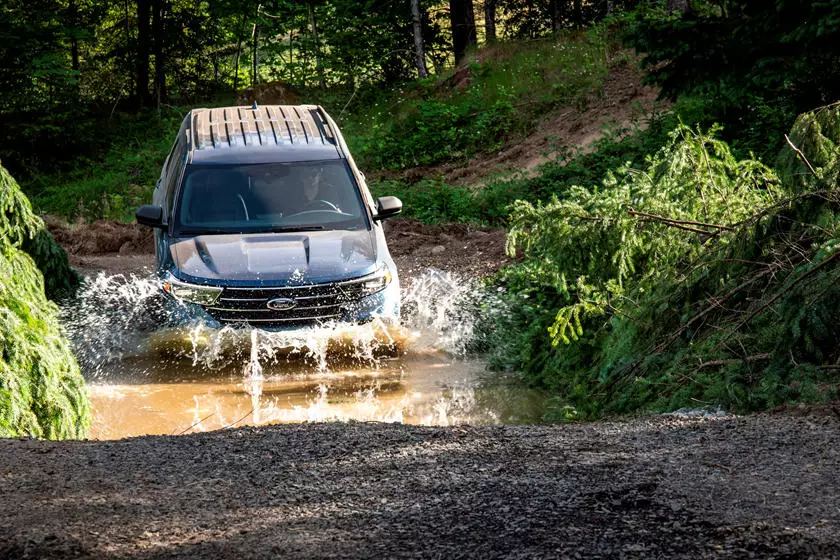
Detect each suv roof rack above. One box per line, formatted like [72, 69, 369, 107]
[190, 105, 337, 151]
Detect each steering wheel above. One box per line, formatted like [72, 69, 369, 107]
[302, 199, 339, 212]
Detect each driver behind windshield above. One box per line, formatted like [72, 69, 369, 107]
[175, 160, 366, 233]
[250, 165, 336, 215]
[295, 166, 334, 213]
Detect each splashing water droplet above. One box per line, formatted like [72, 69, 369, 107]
[63, 268, 540, 437]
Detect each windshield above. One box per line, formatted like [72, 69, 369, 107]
[174, 160, 368, 235]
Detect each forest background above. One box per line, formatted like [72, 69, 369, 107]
[4, 0, 840, 435]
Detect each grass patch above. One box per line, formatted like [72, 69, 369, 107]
[22, 108, 185, 222]
[340, 27, 613, 170]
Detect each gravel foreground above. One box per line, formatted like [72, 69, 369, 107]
[1, 412, 839, 559]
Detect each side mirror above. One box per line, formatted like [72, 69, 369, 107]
[136, 204, 165, 228]
[374, 196, 402, 221]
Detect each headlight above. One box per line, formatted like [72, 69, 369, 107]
[161, 275, 223, 305]
[360, 267, 392, 296]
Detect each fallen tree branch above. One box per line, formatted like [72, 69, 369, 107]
[696, 353, 771, 369]
[784, 134, 818, 178]
[628, 208, 735, 232]
[714, 248, 840, 350]
[652, 266, 777, 355]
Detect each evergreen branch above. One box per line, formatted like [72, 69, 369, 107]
[728, 189, 835, 230]
[628, 208, 734, 232]
[714, 248, 840, 350]
[695, 353, 771, 369]
[652, 266, 778, 355]
[784, 134, 818, 178]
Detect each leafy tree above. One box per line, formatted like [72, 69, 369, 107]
[626, 0, 840, 158]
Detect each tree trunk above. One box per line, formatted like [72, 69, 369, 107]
[68, 0, 80, 72]
[411, 0, 428, 78]
[449, 0, 477, 64]
[308, 2, 326, 88]
[152, 0, 166, 106]
[484, 0, 496, 44]
[71, 38, 79, 72]
[466, 0, 476, 44]
[136, 0, 151, 107]
[666, 0, 690, 14]
[251, 4, 261, 86]
[233, 12, 246, 93]
[289, 31, 294, 84]
[550, 0, 560, 33]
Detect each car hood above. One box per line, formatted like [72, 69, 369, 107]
[169, 229, 378, 283]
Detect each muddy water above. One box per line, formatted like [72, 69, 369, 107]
[63, 270, 546, 440]
[87, 353, 544, 439]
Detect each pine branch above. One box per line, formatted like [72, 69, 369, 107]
[628, 208, 735, 232]
[652, 265, 778, 355]
[784, 134, 818, 178]
[696, 353, 771, 369]
[714, 248, 840, 350]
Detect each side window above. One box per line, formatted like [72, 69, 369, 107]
[164, 135, 187, 220]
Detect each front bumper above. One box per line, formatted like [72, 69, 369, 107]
[164, 277, 400, 331]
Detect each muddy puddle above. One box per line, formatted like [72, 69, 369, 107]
[62, 270, 547, 440]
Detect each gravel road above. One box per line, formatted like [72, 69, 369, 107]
[1, 411, 838, 559]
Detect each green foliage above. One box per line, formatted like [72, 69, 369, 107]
[357, 97, 516, 169]
[624, 1, 840, 161]
[0, 164, 90, 439]
[23, 108, 185, 221]
[485, 123, 840, 417]
[344, 28, 611, 170]
[370, 179, 483, 224]
[1, 165, 78, 300]
[777, 103, 840, 190]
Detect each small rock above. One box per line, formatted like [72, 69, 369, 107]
[430, 245, 446, 255]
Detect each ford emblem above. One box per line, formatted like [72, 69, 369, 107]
[266, 298, 297, 311]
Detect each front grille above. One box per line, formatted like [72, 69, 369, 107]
[205, 277, 371, 328]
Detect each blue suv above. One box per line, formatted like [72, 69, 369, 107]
[135, 104, 402, 329]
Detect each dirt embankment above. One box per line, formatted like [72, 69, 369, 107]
[45, 217, 156, 278]
[373, 58, 664, 188]
[1, 412, 838, 558]
[46, 217, 512, 281]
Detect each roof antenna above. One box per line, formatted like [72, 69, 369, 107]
[252, 101, 259, 110]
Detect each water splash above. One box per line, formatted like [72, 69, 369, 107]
[400, 269, 485, 355]
[63, 268, 485, 373]
[60, 272, 167, 372]
[63, 268, 532, 436]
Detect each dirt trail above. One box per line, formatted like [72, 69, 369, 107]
[1, 412, 838, 558]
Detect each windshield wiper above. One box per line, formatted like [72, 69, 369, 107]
[178, 229, 232, 235]
[266, 225, 326, 232]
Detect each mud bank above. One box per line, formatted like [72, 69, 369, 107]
[1, 411, 838, 558]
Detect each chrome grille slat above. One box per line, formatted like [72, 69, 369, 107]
[219, 314, 341, 323]
[208, 303, 342, 313]
[205, 281, 368, 328]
